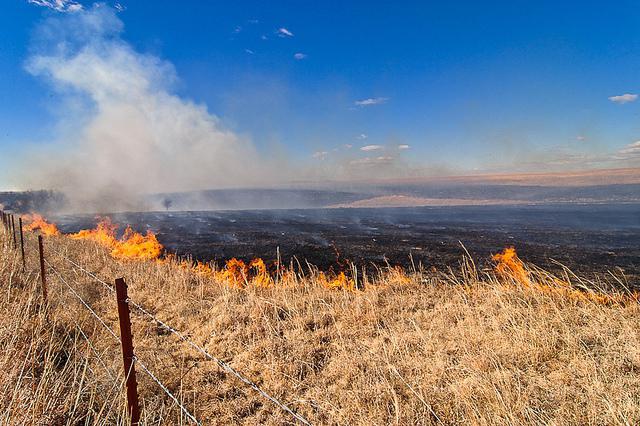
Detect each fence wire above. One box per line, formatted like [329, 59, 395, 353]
[58, 251, 312, 426]
[45, 256, 202, 425]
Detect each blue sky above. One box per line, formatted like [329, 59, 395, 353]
[2, 1, 640, 190]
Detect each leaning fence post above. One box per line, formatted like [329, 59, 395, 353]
[38, 236, 48, 303]
[19, 218, 25, 271]
[115, 277, 141, 425]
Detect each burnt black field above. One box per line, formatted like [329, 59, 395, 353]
[52, 203, 640, 284]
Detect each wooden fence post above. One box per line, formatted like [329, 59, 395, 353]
[19, 217, 25, 271]
[115, 277, 141, 425]
[38, 235, 48, 303]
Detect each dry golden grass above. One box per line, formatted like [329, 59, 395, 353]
[1, 228, 639, 425]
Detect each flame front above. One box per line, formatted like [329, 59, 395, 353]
[70, 217, 163, 261]
[317, 271, 356, 291]
[24, 213, 60, 236]
[21, 214, 636, 303]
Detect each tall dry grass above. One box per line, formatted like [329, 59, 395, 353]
[1, 228, 639, 425]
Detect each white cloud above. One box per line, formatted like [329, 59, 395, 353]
[618, 141, 640, 156]
[608, 93, 638, 104]
[233, 26, 242, 34]
[356, 133, 367, 140]
[114, 2, 125, 12]
[261, 35, 268, 40]
[398, 144, 410, 150]
[576, 135, 586, 141]
[312, 151, 328, 160]
[28, 0, 83, 12]
[344, 144, 353, 149]
[354, 97, 388, 106]
[277, 27, 294, 37]
[350, 156, 394, 166]
[244, 49, 255, 54]
[293, 53, 307, 60]
[360, 144, 383, 151]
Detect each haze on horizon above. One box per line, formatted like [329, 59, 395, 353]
[1, 1, 640, 200]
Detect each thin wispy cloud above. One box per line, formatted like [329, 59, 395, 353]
[312, 151, 328, 160]
[618, 141, 640, 157]
[350, 156, 394, 166]
[398, 144, 410, 150]
[244, 49, 255, 54]
[344, 144, 353, 149]
[28, 0, 83, 12]
[277, 27, 294, 37]
[261, 35, 268, 40]
[360, 144, 383, 151]
[608, 93, 638, 104]
[357, 133, 367, 140]
[114, 2, 125, 12]
[233, 26, 242, 34]
[293, 53, 307, 60]
[247, 19, 259, 24]
[576, 135, 586, 141]
[354, 97, 388, 106]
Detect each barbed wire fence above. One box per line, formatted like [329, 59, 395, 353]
[0, 211, 312, 426]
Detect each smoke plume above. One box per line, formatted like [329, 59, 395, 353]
[18, 4, 284, 212]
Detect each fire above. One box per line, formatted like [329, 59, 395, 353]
[111, 227, 163, 261]
[492, 247, 637, 306]
[317, 271, 356, 291]
[492, 247, 530, 286]
[208, 258, 274, 288]
[70, 217, 163, 261]
[70, 217, 118, 247]
[249, 258, 274, 288]
[24, 213, 60, 236]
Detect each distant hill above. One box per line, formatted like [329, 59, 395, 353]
[3, 167, 640, 213]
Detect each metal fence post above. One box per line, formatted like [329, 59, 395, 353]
[115, 277, 141, 425]
[38, 235, 48, 303]
[11, 215, 17, 249]
[19, 217, 25, 271]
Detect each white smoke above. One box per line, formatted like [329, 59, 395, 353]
[18, 5, 284, 211]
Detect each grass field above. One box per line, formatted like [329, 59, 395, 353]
[1, 226, 639, 425]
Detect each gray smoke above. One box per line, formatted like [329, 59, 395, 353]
[16, 5, 287, 212]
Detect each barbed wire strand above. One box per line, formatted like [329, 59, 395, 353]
[57, 251, 312, 426]
[45, 259, 120, 342]
[62, 255, 115, 293]
[134, 356, 202, 426]
[73, 320, 118, 381]
[128, 295, 312, 425]
[46, 256, 202, 425]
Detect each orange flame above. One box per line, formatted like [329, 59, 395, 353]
[24, 214, 60, 236]
[492, 247, 530, 286]
[70, 217, 163, 261]
[70, 217, 118, 247]
[249, 258, 274, 288]
[111, 227, 163, 261]
[317, 271, 356, 291]
[492, 247, 637, 306]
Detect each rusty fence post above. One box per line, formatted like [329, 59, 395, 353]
[19, 217, 25, 271]
[11, 215, 17, 249]
[115, 277, 141, 425]
[38, 235, 48, 303]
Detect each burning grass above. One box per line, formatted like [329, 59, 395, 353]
[2, 221, 640, 424]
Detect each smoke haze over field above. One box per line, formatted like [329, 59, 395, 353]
[15, 5, 289, 211]
[6, 2, 640, 213]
